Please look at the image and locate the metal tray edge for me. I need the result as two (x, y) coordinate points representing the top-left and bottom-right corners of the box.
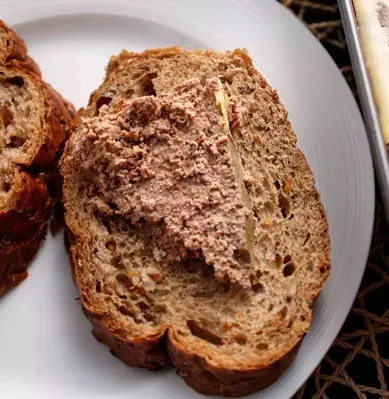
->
(338, 0), (389, 220)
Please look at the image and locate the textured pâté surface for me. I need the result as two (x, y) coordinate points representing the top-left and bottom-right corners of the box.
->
(278, 1), (389, 398)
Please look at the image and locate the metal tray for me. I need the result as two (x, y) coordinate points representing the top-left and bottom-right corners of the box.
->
(339, 0), (389, 220)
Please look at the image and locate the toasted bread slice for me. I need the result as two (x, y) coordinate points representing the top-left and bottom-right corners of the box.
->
(0, 21), (75, 295)
(61, 47), (330, 397)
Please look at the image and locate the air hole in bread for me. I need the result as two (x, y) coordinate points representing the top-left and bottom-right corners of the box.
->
(95, 96), (112, 113)
(253, 207), (260, 221)
(105, 239), (116, 251)
(251, 282), (264, 294)
(154, 303), (167, 313)
(219, 73), (234, 85)
(256, 342), (269, 351)
(111, 255), (124, 269)
(268, 304), (274, 312)
(186, 320), (223, 346)
(7, 135), (25, 148)
(95, 280), (101, 293)
(6, 76), (24, 87)
(139, 72), (157, 96)
(116, 273), (134, 288)
(118, 305), (138, 321)
(233, 248), (250, 265)
(303, 233), (311, 247)
(283, 255), (292, 264)
(234, 333), (247, 345)
(274, 180), (281, 190)
(283, 262), (295, 277)
(0, 105), (13, 128)
(102, 218), (112, 233)
(137, 301), (150, 311)
(107, 201), (119, 211)
(0, 181), (10, 192)
(278, 192), (290, 218)
(143, 313), (155, 322)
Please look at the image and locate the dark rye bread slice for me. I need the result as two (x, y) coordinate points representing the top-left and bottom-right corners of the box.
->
(0, 27), (75, 295)
(61, 48), (330, 397)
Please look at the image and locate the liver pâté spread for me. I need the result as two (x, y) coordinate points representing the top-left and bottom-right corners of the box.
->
(73, 77), (255, 287)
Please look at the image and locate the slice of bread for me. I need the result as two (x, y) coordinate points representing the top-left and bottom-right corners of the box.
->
(61, 47), (330, 396)
(0, 20), (75, 295)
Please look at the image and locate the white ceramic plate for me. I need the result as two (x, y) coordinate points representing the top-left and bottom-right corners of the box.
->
(0, 0), (375, 398)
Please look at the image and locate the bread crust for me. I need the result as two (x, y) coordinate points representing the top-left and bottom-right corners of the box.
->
(168, 329), (301, 397)
(65, 226), (303, 396)
(65, 224), (304, 396)
(87, 310), (170, 370)
(0, 220), (48, 296)
(63, 47), (330, 397)
(0, 170), (51, 241)
(0, 20), (41, 76)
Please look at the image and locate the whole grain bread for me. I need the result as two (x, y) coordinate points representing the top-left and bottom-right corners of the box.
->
(0, 21), (75, 295)
(61, 47), (330, 396)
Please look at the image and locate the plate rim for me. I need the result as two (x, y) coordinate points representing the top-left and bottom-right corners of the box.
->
(0, 1), (375, 398)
